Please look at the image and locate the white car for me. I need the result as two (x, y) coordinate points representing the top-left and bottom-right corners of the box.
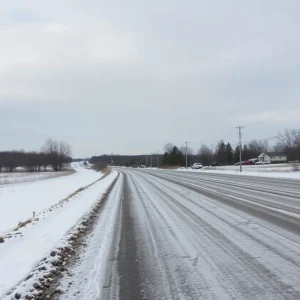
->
(255, 161), (270, 165)
(192, 163), (203, 169)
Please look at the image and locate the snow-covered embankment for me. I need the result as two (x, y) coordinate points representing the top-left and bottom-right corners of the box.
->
(0, 165), (118, 299)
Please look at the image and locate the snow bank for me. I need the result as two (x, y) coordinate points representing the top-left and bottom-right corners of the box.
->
(0, 164), (103, 235)
(59, 173), (123, 300)
(177, 166), (300, 180)
(0, 170), (118, 299)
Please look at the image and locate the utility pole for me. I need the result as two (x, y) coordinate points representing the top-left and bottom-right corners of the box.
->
(236, 126), (244, 172)
(157, 151), (159, 169)
(185, 141), (190, 169)
(145, 155), (148, 167)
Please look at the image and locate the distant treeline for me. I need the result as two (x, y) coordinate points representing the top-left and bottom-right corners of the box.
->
(89, 128), (300, 168)
(89, 154), (164, 168)
(163, 128), (300, 166)
(0, 139), (72, 172)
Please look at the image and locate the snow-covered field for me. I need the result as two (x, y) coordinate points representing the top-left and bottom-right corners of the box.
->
(0, 163), (117, 299)
(0, 163), (102, 235)
(177, 163), (300, 179)
(0, 170), (71, 186)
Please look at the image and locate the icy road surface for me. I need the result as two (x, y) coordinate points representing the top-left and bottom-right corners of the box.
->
(61, 169), (300, 300)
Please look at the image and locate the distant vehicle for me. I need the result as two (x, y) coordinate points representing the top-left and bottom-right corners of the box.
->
(139, 165), (146, 168)
(211, 162), (221, 167)
(244, 158), (258, 165)
(234, 161), (243, 166)
(288, 160), (300, 163)
(255, 161), (270, 165)
(191, 163), (203, 169)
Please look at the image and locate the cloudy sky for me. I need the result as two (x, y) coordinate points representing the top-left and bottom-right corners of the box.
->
(1, 0), (300, 157)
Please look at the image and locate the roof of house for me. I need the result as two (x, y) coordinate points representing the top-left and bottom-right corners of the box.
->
(260, 152), (287, 157)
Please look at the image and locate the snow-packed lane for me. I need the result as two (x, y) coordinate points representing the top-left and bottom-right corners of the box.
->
(143, 169), (300, 230)
(110, 169), (300, 300)
(58, 168), (300, 300)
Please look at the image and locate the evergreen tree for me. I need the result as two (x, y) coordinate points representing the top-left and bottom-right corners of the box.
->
(162, 146), (185, 166)
(243, 145), (249, 161)
(162, 152), (169, 165)
(215, 140), (226, 164)
(234, 145), (240, 163)
(225, 143), (233, 165)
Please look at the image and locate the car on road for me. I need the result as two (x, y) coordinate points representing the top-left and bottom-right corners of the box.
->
(234, 161), (244, 166)
(244, 159), (259, 165)
(191, 163), (203, 169)
(138, 165), (146, 168)
(255, 161), (270, 165)
(211, 162), (221, 167)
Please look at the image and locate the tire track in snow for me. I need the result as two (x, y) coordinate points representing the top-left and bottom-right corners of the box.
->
(108, 169), (300, 300)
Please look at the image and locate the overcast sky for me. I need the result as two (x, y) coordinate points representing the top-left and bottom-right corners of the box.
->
(1, 0), (300, 157)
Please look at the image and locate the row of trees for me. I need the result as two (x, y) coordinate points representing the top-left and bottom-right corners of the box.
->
(162, 129), (300, 166)
(0, 139), (72, 172)
(275, 129), (300, 161)
(89, 154), (164, 168)
(212, 139), (269, 165)
(161, 140), (269, 167)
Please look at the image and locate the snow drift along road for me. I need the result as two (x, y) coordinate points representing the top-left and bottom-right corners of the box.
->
(0, 163), (102, 235)
(0, 168), (118, 299)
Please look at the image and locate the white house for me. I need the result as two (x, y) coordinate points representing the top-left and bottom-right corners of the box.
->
(258, 152), (287, 164)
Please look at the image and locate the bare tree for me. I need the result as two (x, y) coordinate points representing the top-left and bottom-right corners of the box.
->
(276, 129), (300, 161)
(247, 139), (269, 158)
(198, 145), (213, 166)
(58, 141), (72, 170)
(42, 138), (59, 171)
(180, 145), (194, 167)
(164, 143), (174, 153)
(180, 145), (193, 156)
(42, 139), (72, 171)
(25, 152), (38, 172)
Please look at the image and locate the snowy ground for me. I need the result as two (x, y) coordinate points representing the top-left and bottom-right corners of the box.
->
(0, 164), (117, 299)
(0, 170), (71, 186)
(0, 163), (102, 235)
(59, 173), (123, 300)
(176, 163), (300, 179)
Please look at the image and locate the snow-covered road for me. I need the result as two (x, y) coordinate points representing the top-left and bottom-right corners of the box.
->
(60, 169), (300, 300)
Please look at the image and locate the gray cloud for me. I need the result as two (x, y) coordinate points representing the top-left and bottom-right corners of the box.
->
(1, 1), (300, 156)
